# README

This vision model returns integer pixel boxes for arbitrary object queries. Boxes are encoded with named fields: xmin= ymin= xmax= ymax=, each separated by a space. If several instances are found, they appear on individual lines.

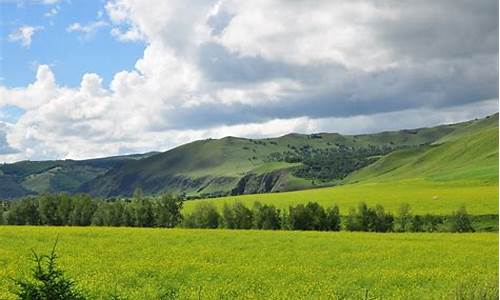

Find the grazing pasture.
xmin=184 ymin=180 xmax=498 ymax=216
xmin=0 ymin=226 xmax=497 ymax=299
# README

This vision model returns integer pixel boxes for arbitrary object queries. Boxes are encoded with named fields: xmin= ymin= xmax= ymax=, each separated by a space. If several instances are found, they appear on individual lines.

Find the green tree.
xmin=57 ymin=195 xmax=74 ymax=226
xmin=326 ymin=205 xmax=341 ymax=231
xmin=69 ymin=195 xmax=97 ymax=226
xmin=410 ymin=215 xmax=424 ymax=232
xmin=346 ymin=208 xmax=361 ymax=231
xmin=133 ymin=192 xmax=155 ymax=227
xmin=451 ymin=206 xmax=474 ymax=233
xmin=222 ymin=203 xmax=236 ymax=229
xmin=396 ymin=203 xmax=412 ymax=232
xmin=38 ymin=195 xmax=62 ymax=226
xmin=372 ymin=205 xmax=394 ymax=232
xmin=6 ymin=198 xmax=39 ymax=225
xmin=183 ymin=202 xmax=220 ymax=228
xmin=121 ymin=202 xmax=136 ymax=227
xmin=232 ymin=202 xmax=253 ymax=229
xmin=91 ymin=203 xmax=109 ymax=226
xmin=155 ymin=194 xmax=183 ymax=228
xmin=253 ymin=202 xmax=280 ymax=230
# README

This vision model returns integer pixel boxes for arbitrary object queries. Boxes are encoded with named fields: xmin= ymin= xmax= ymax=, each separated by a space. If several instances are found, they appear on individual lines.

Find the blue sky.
xmin=0 ymin=0 xmax=498 ymax=162
xmin=1 ymin=0 xmax=144 ymax=88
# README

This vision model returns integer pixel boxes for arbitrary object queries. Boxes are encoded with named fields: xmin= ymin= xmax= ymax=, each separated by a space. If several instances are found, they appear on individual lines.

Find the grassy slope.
xmin=346 ymin=114 xmax=498 ymax=184
xmin=0 ymin=227 xmax=497 ymax=300
xmin=186 ymin=114 xmax=498 ymax=215
xmin=0 ymin=153 xmax=158 ymax=197
xmin=83 ymin=121 xmax=465 ymax=197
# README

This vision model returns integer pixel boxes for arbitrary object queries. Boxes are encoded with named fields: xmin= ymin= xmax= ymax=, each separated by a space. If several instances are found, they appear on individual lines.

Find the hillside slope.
xmin=0 ymin=114 xmax=496 ymax=199
xmin=0 ymin=152 xmax=157 ymax=199
xmin=345 ymin=114 xmax=498 ymax=184
xmin=80 ymin=116 xmax=481 ymax=198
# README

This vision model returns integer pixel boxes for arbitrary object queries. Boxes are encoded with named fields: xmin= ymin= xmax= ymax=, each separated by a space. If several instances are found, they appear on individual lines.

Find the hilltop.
xmin=0 ymin=113 xmax=497 ymax=199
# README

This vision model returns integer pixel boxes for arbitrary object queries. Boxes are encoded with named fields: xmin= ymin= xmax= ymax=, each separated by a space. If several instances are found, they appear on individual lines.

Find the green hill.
xmin=345 ymin=114 xmax=498 ymax=184
xmin=80 ymin=117 xmax=472 ymax=198
xmin=0 ymin=114 xmax=497 ymax=200
xmin=181 ymin=114 xmax=498 ymax=215
xmin=0 ymin=152 xmax=157 ymax=199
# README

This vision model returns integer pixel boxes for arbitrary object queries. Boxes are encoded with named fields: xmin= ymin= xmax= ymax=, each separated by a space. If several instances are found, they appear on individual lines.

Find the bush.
xmin=13 ymin=239 xmax=86 ymax=300
xmin=325 ymin=205 xmax=341 ymax=231
xmin=155 ymin=194 xmax=183 ymax=228
xmin=253 ymin=202 xmax=281 ymax=230
xmin=345 ymin=202 xmax=393 ymax=232
xmin=183 ymin=202 xmax=220 ymax=228
xmin=396 ymin=203 xmax=412 ymax=232
xmin=451 ymin=206 xmax=474 ymax=233
xmin=222 ymin=202 xmax=253 ymax=229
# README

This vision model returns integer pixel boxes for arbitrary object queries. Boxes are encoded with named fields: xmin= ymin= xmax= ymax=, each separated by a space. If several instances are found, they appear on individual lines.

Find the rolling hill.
xmin=0 ymin=113 xmax=497 ymax=200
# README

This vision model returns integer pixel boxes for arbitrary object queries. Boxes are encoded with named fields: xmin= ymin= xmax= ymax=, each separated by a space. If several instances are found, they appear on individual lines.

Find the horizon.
xmin=7 ymin=111 xmax=497 ymax=163
xmin=1 ymin=0 xmax=498 ymax=162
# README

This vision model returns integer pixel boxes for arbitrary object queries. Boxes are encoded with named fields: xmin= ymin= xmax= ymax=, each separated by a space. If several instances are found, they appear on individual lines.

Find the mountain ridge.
xmin=0 ymin=113 xmax=497 ymax=199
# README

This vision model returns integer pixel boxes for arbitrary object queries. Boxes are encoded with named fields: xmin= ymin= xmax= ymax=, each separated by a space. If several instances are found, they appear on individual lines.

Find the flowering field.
xmin=0 ymin=226 xmax=497 ymax=299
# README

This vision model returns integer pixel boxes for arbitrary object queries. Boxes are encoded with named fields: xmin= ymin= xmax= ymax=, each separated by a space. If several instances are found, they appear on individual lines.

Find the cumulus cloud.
xmin=8 ymin=26 xmax=43 ymax=48
xmin=0 ymin=0 xmax=497 ymax=162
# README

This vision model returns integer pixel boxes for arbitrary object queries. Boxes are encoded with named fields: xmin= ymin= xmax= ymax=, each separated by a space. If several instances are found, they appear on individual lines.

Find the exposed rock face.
xmin=231 ymin=170 xmax=290 ymax=195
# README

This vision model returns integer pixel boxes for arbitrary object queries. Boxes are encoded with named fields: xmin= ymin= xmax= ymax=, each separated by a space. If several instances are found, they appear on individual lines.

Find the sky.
xmin=0 ymin=0 xmax=498 ymax=162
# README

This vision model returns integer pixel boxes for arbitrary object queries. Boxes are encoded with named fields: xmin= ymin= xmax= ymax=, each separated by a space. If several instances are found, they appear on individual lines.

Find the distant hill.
xmin=0 ymin=114 xmax=497 ymax=200
xmin=0 ymin=152 xmax=158 ymax=199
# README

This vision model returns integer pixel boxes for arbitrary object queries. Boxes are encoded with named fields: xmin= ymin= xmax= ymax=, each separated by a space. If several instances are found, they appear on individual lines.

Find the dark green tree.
xmin=372 ymin=205 xmax=394 ymax=232
xmin=346 ymin=208 xmax=361 ymax=231
xmin=183 ymin=202 xmax=220 ymax=228
xmin=56 ymin=195 xmax=73 ymax=226
xmin=38 ymin=195 xmax=62 ymax=226
xmin=451 ymin=206 xmax=474 ymax=233
xmin=155 ymin=194 xmax=183 ymax=228
xmin=253 ymin=202 xmax=280 ymax=230
xmin=326 ymin=205 xmax=341 ymax=231
xmin=133 ymin=193 xmax=155 ymax=227
xmin=396 ymin=203 xmax=412 ymax=232
xmin=69 ymin=195 xmax=97 ymax=226
xmin=232 ymin=202 xmax=253 ymax=229
xmin=410 ymin=215 xmax=424 ymax=232
xmin=222 ymin=203 xmax=236 ymax=229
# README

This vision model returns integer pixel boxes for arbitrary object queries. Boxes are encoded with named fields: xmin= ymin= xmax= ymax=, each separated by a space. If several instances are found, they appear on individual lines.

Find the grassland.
xmin=0 ymin=226 xmax=498 ymax=299
xmin=185 ymin=115 xmax=498 ymax=216
xmin=183 ymin=179 xmax=498 ymax=215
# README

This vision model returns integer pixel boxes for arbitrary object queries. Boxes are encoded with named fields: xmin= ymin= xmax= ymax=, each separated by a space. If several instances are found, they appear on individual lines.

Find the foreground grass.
xmin=185 ymin=179 xmax=498 ymax=215
xmin=0 ymin=226 xmax=497 ymax=299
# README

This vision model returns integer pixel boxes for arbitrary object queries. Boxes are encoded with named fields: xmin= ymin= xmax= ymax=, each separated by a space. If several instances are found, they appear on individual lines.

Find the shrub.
xmin=13 ymin=239 xmax=86 ymax=300
xmin=155 ymin=194 xmax=183 ymax=228
xmin=451 ymin=206 xmax=474 ymax=233
xmin=183 ymin=202 xmax=220 ymax=228
xmin=325 ymin=205 xmax=341 ymax=231
xmin=253 ymin=202 xmax=280 ymax=230
xmin=396 ymin=203 xmax=412 ymax=232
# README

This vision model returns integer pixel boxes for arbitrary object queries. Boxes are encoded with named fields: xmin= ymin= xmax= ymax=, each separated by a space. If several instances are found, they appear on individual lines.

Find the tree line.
xmin=0 ymin=192 xmax=183 ymax=228
xmin=182 ymin=201 xmax=474 ymax=232
xmin=1 ymin=193 xmax=475 ymax=233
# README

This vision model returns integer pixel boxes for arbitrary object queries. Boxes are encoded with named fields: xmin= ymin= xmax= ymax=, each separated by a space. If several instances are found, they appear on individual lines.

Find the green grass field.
xmin=185 ymin=116 xmax=498 ymax=216
xmin=0 ymin=226 xmax=497 ymax=299
xmin=183 ymin=179 xmax=498 ymax=215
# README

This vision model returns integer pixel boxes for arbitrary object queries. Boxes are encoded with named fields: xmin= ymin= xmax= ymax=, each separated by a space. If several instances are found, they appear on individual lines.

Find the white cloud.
xmin=44 ymin=7 xmax=59 ymax=17
xmin=42 ymin=0 xmax=60 ymax=4
xmin=8 ymin=26 xmax=43 ymax=48
xmin=67 ymin=20 xmax=108 ymax=34
xmin=0 ymin=0 xmax=497 ymax=162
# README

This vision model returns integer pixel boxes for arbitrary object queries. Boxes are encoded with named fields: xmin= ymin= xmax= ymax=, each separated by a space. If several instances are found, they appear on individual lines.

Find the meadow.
xmin=183 ymin=179 xmax=498 ymax=216
xmin=0 ymin=226 xmax=497 ymax=299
